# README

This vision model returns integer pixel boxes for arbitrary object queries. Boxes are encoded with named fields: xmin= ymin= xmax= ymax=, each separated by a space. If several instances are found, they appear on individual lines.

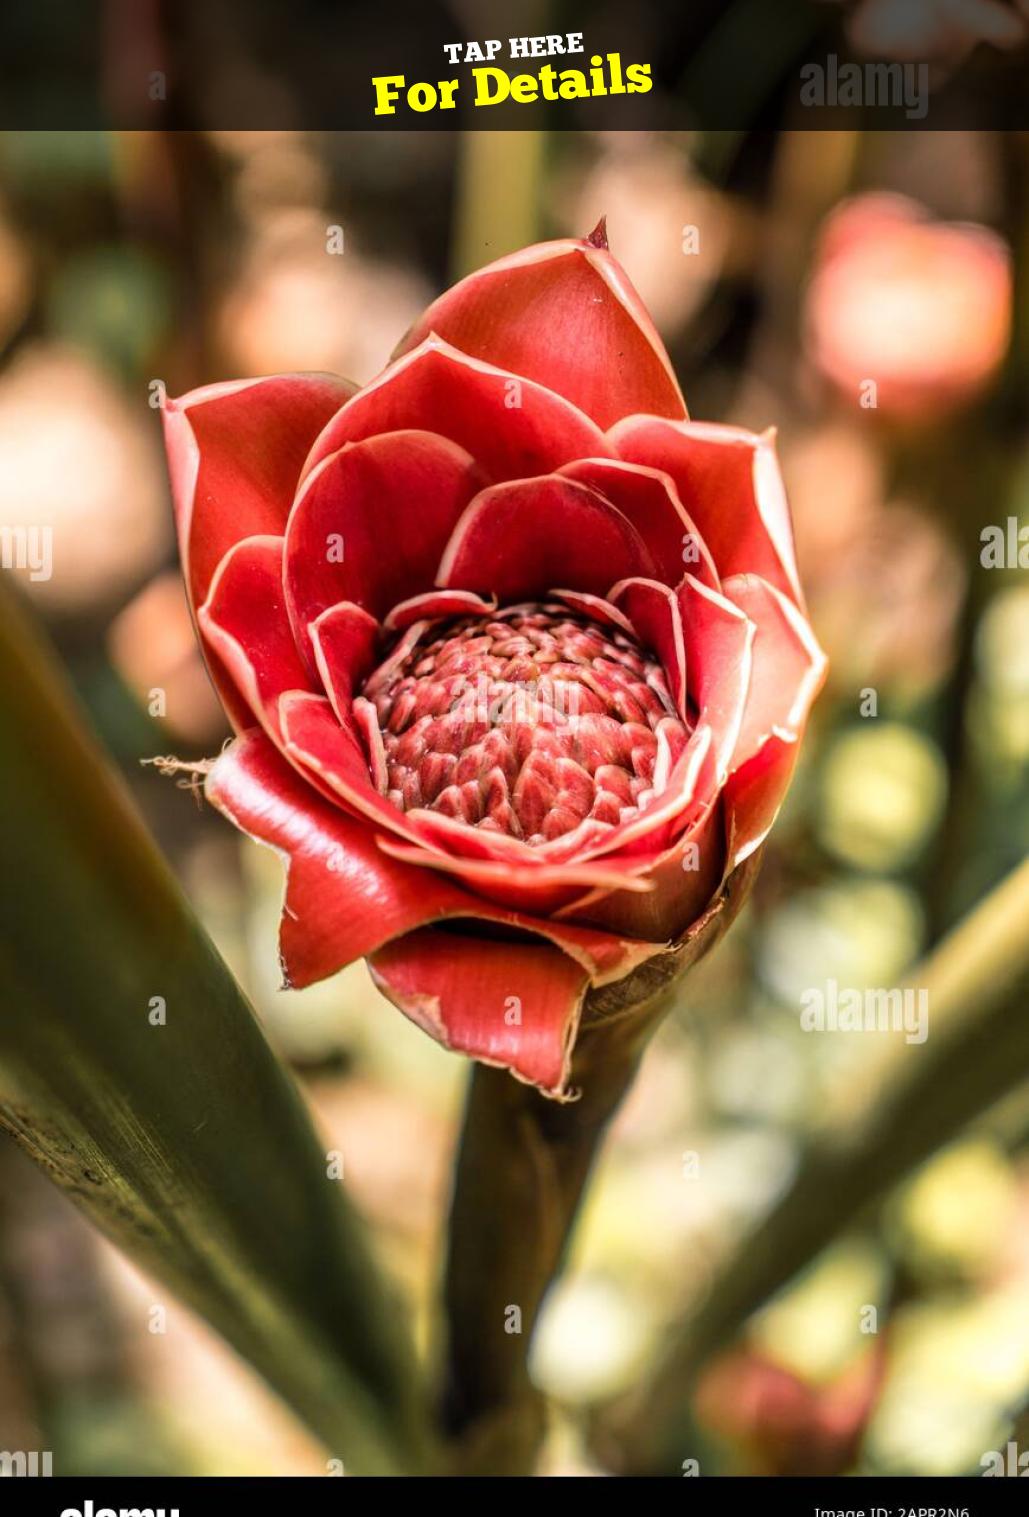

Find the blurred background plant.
xmin=0 ymin=110 xmax=1026 ymax=1474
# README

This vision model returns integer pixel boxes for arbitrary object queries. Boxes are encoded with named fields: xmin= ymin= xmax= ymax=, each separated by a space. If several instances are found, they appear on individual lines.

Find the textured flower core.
xmin=361 ymin=603 xmax=690 ymax=845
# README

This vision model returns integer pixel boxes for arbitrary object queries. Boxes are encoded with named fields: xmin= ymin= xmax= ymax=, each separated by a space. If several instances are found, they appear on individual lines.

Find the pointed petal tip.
xmin=586 ymin=215 xmax=609 ymax=250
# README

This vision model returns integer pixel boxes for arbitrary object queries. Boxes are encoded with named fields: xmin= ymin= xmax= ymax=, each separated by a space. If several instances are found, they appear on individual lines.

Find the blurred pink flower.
xmin=835 ymin=0 xmax=1028 ymax=64
xmin=696 ymin=1342 xmax=887 ymax=1476
xmin=0 ymin=345 xmax=169 ymax=613
xmin=805 ymin=193 xmax=1012 ymax=420
xmin=214 ymin=216 xmax=431 ymax=386
xmin=560 ymin=136 xmax=732 ymax=336
xmin=784 ymin=424 xmax=966 ymax=698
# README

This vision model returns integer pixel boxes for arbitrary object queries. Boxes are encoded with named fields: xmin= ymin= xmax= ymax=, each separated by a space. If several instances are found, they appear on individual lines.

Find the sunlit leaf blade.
xmin=0 ymin=583 xmax=428 ymax=1475
xmin=599 ymin=853 xmax=1029 ymax=1473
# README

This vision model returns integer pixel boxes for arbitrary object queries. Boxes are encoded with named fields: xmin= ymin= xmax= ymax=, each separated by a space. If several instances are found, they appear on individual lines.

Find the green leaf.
xmin=0 ymin=582 xmax=429 ymax=1475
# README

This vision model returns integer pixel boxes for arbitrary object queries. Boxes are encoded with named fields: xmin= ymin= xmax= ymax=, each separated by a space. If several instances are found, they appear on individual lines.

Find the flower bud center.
xmin=360 ymin=602 xmax=689 ymax=846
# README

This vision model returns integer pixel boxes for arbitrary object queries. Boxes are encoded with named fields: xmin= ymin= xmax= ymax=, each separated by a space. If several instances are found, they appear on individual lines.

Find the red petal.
xmin=610 ymin=417 xmax=803 ymax=605
xmin=207 ymin=730 xmax=661 ymax=1011
xmin=352 ymin=696 xmax=389 ymax=793
xmin=163 ymin=375 xmax=351 ymax=726
xmin=678 ymin=575 xmax=756 ymax=784
xmin=308 ymin=601 xmax=380 ymax=721
xmin=557 ymin=457 xmax=719 ymax=590
xmin=551 ymin=589 xmax=637 ymax=636
xmin=437 ymin=475 xmax=657 ymax=601
xmin=721 ymin=573 xmax=828 ymax=865
xmin=392 ymin=237 xmax=686 ymax=431
xmin=163 ymin=374 xmax=354 ymax=613
xmin=300 ymin=337 xmax=613 ymax=486
xmin=369 ymin=927 xmax=589 ymax=1095
xmin=278 ymin=689 xmax=427 ymax=844
xmin=609 ymin=577 xmax=688 ymax=719
xmin=393 ymin=809 xmax=636 ymax=888
xmin=725 ymin=733 xmax=799 ymax=868
xmin=283 ymin=429 xmax=483 ymax=663
xmin=198 ymin=535 xmax=314 ymax=740
xmin=557 ymin=801 xmax=724 ymax=942
xmin=383 ymin=589 xmax=497 ymax=632
xmin=723 ymin=574 xmax=828 ymax=763
xmin=377 ymin=832 xmax=654 ymax=917
xmin=206 ymin=730 xmax=460 ymax=988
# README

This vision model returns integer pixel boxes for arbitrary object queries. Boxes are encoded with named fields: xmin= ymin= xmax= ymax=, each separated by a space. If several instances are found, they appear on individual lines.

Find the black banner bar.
xmin=0 ymin=0 xmax=1026 ymax=130
xmin=1 ymin=1475 xmax=1029 ymax=1509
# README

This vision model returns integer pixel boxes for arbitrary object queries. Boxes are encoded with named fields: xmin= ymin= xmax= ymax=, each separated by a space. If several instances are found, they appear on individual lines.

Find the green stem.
xmin=450 ymin=130 xmax=547 ymax=280
xmin=440 ymin=1012 xmax=651 ymax=1473
xmin=438 ymin=853 xmax=762 ymax=1474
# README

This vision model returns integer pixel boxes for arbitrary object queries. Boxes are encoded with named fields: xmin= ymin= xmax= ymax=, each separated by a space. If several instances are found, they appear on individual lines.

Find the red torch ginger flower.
xmin=805 ymin=193 xmax=1012 ymax=420
xmin=162 ymin=224 xmax=826 ymax=1096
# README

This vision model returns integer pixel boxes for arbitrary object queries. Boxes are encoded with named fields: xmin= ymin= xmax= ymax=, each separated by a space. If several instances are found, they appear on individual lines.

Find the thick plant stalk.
xmin=597 ymin=853 xmax=1029 ymax=1474
xmin=439 ymin=854 xmax=762 ymax=1473
xmin=451 ymin=130 xmax=547 ymax=279
xmin=0 ymin=583 xmax=430 ymax=1475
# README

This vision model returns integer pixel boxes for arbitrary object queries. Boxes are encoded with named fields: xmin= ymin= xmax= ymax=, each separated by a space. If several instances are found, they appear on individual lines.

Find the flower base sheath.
xmin=163 ymin=225 xmax=827 ymax=1097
